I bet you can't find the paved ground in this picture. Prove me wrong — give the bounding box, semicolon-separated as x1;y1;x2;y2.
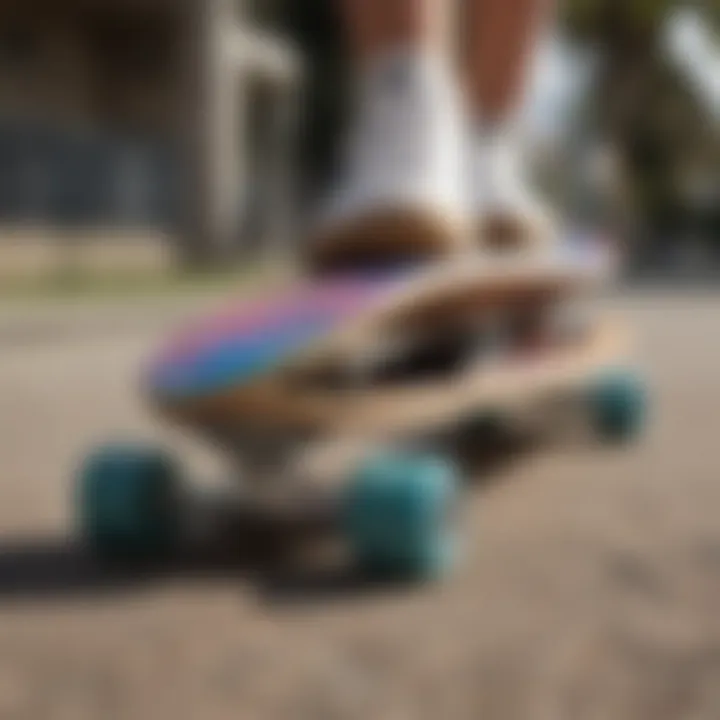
1;289;720;720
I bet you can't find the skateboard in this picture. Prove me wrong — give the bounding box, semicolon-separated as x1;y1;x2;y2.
75;234;647;580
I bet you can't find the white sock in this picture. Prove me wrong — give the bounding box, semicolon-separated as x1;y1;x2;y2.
316;46;465;229
473;123;532;211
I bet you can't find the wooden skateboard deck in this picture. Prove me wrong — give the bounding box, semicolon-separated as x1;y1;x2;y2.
148;233;615;415
155;314;628;436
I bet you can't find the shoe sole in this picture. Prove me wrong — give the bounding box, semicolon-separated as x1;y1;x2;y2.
308;208;469;273
477;213;555;254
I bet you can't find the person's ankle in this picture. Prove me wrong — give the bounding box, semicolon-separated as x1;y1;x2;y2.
358;45;457;102
472;120;556;244
311;44;466;252
474;125;522;203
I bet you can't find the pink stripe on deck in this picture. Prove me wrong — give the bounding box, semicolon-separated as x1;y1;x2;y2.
155;277;388;368
158;289;295;363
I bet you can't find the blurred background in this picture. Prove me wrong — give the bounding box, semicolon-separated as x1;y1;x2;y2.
0;0;717;287
0;5;719;717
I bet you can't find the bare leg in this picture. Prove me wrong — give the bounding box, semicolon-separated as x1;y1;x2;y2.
465;0;551;122
464;0;556;250
342;0;450;61
309;0;466;271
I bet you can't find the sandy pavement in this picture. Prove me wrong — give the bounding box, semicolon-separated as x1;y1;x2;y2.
1;289;720;719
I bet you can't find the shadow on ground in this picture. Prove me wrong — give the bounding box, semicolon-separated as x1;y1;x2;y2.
0;430;540;608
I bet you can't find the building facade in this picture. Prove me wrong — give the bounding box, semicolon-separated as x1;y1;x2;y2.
0;0;300;266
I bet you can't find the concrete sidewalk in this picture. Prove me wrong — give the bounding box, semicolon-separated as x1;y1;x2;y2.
0;293;227;347
2;279;716;348
2;292;720;720
0;267;290;345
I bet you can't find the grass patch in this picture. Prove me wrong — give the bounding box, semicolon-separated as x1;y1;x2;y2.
0;265;285;305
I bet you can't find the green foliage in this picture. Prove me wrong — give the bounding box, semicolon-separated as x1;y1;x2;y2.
563;1;719;236
565;0;720;36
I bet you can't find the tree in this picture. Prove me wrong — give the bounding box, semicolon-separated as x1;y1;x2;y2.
563;0;720;247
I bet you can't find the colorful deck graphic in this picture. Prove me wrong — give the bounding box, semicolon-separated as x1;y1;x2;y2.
147;273;404;401
147;234;613;404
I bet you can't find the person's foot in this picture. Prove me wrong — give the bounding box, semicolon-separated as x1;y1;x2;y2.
308;50;469;272
472;127;556;253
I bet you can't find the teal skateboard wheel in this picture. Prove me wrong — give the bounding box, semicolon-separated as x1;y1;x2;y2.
590;369;647;442
77;443;181;560
343;452;459;581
